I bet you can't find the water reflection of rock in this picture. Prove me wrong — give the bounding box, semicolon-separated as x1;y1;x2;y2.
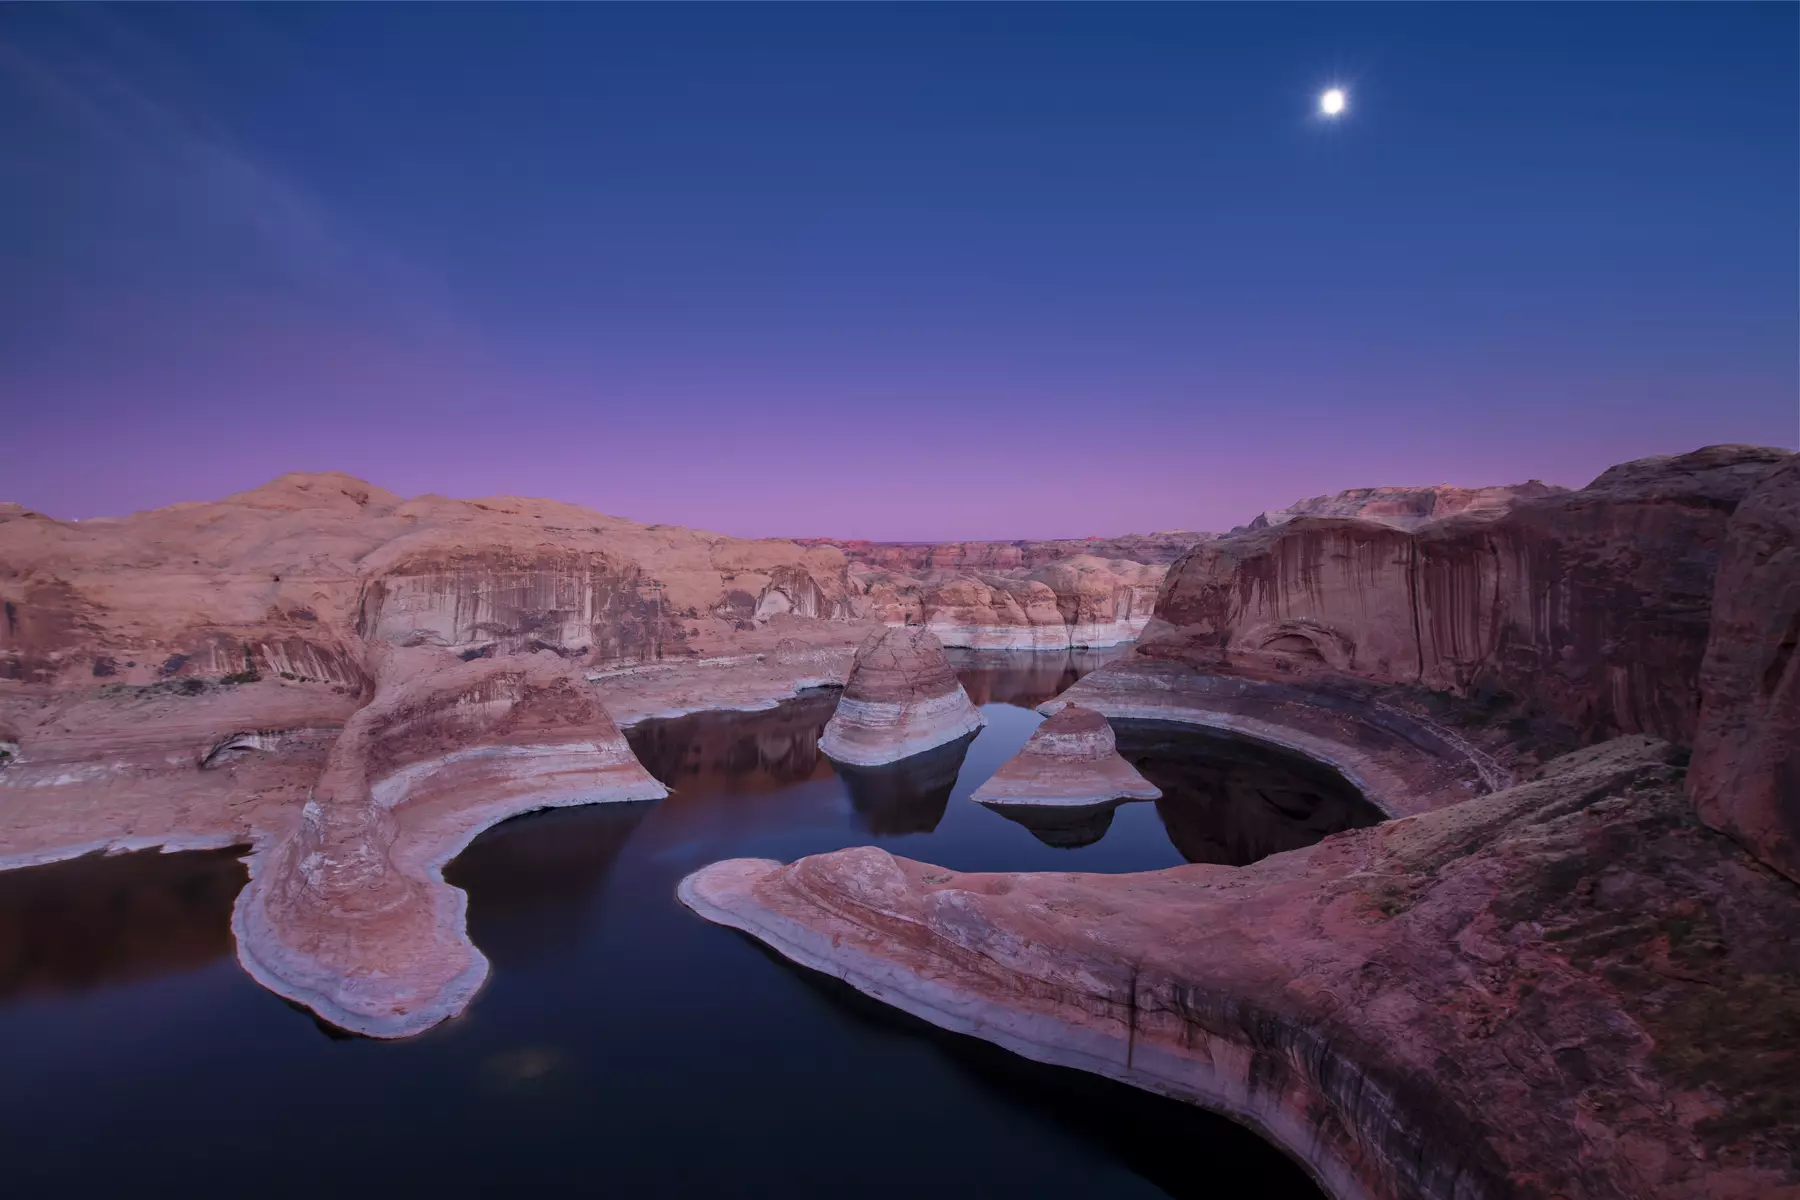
983;800;1123;848
1113;721;1383;866
0;846;248;1000
445;801;656;965
835;733;976;835
949;648;1128;709
624;691;839;793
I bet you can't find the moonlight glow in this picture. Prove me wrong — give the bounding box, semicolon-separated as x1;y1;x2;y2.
1320;87;1347;116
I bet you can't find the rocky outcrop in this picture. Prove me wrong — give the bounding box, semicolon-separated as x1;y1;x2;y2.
1155;445;1794;748
971;705;1160;808
796;532;1198;650
799;532;1209;572
0;470;864;690
233;650;667;1038
854;557;1168;649
1233;481;1567;534
683;736;1800;1200
818;627;984;766
1046;657;1506;818
1690;456;1800;883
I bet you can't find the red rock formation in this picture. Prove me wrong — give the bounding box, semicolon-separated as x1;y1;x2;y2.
798;532;1209;571
971;705;1160;807
818;627;984;765
0;470;862;689
1690;456;1800;883
1233;481;1567;534
852;557;1167;649
233;650;667;1038
1155;445;1793;747
684;736;1800;1200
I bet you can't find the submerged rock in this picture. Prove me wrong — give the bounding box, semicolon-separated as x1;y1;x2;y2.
971;705;1160;808
818;627;984;766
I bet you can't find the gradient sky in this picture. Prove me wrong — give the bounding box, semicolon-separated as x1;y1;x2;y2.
3;4;1795;539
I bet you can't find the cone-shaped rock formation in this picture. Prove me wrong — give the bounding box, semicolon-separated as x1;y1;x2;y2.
971;704;1160;807
818;627;983;766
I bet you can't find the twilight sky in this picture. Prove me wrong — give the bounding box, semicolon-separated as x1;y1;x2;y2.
3;4;1795;539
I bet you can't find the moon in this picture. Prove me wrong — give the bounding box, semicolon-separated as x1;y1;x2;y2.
1320;87;1347;117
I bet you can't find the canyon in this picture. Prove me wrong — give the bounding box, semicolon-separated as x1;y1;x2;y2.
3;446;1796;1199
683;445;1800;1200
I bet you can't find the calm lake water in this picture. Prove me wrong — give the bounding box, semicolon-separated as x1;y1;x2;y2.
0;651;1374;1198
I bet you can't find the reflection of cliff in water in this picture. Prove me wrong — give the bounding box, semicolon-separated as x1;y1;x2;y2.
836;733;976;835
0;846;248;1000
624;691;839;793
446;801;657;966
982;800;1122;849
949;647;1129;709
1113;720;1383;866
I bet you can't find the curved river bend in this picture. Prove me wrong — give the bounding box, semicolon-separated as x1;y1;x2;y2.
0;651;1381;1198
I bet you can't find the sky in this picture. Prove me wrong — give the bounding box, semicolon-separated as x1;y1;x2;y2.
3;4;1795;540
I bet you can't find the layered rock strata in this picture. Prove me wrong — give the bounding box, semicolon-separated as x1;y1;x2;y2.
682;736;1800;1200
233;650;667;1038
970;704;1161;808
1690;455;1800;883
1154;445;1792;748
1045;658;1506;818
853;556;1169;649
818;627;984;766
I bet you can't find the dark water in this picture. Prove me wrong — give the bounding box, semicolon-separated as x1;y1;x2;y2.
0;651;1368;1198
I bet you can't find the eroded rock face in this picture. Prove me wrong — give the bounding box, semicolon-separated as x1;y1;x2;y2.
1691;456;1800;883
800;534;1194;650
971;704;1161;808
682;737;1800;1200
1155;445;1794;747
0;470;863;689
233;650;667;1038
818;627;984;766
1233;481;1567;534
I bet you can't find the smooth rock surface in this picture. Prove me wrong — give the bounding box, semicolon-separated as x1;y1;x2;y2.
971;704;1161;808
682;736;1800;1200
1691;455;1800;883
818;627;984;766
233;650;666;1038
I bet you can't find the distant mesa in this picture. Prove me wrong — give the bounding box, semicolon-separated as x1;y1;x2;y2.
818;627;984;766
971;704;1160;808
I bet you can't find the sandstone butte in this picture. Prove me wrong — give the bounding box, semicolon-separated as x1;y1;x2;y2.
682;445;1800;1200
817;625;984;766
970;703;1161;807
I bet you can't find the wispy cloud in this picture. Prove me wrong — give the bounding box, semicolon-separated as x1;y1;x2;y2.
0;7;455;335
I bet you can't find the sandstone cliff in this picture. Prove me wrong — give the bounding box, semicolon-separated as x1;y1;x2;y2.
0;471;863;690
1690;455;1800;883
1154;445;1793;749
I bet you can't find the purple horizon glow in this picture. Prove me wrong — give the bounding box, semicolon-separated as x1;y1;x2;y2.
4;6;1795;540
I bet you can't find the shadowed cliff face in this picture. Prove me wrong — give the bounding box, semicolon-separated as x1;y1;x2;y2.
1155;445;1794;747
1691;456;1800;883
